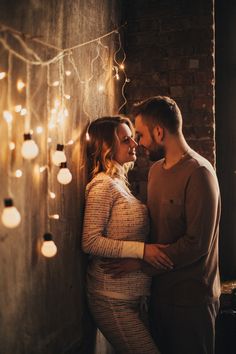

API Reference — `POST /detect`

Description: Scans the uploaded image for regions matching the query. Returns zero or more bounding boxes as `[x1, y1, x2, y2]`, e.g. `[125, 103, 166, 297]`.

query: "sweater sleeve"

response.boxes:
[163, 166, 220, 267]
[82, 177, 144, 259]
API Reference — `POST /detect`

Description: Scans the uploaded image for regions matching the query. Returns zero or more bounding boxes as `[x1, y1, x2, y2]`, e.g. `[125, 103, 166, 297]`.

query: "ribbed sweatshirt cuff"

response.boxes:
[121, 241, 145, 259]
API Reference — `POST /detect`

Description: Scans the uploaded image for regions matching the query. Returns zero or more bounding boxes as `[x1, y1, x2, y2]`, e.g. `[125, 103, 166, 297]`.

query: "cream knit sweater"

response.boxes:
[82, 172, 151, 299]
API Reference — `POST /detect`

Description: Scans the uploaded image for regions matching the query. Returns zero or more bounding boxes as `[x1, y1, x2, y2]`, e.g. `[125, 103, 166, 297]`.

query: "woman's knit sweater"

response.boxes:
[82, 172, 151, 299]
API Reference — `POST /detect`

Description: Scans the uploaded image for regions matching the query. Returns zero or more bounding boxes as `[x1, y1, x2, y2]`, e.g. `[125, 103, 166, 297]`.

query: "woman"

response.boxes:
[82, 116, 171, 354]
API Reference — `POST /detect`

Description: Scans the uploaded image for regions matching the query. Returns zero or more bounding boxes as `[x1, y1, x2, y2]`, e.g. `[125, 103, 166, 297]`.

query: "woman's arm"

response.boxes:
[82, 177, 144, 259]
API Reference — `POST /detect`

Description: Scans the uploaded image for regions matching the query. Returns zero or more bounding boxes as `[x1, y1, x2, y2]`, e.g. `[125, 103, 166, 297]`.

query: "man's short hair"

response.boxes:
[132, 96, 182, 134]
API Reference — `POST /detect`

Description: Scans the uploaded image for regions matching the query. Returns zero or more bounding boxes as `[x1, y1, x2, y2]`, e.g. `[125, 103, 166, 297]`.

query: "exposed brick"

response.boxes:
[124, 0, 215, 168]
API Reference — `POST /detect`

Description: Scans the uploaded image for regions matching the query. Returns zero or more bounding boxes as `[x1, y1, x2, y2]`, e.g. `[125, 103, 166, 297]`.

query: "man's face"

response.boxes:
[135, 114, 165, 161]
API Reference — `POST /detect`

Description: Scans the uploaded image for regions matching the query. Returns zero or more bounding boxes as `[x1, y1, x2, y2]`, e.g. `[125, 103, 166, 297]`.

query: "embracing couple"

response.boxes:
[82, 96, 221, 354]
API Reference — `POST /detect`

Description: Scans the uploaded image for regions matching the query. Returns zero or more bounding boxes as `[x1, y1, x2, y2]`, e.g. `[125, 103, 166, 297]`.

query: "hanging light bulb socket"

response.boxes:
[21, 133, 39, 159]
[41, 233, 57, 258]
[52, 144, 66, 166]
[1, 198, 21, 228]
[57, 162, 72, 185]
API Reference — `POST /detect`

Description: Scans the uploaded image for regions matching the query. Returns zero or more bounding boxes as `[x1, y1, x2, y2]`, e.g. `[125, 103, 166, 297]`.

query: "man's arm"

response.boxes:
[163, 166, 220, 268]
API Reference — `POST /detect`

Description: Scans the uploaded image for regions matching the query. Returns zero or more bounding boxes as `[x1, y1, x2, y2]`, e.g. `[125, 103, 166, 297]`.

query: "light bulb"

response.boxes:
[119, 63, 125, 70]
[97, 84, 105, 93]
[52, 81, 59, 87]
[41, 233, 57, 258]
[52, 144, 66, 166]
[20, 108, 27, 116]
[17, 79, 25, 91]
[1, 198, 21, 228]
[49, 191, 56, 199]
[0, 72, 6, 79]
[66, 139, 74, 145]
[15, 105, 22, 112]
[65, 70, 71, 76]
[15, 169, 23, 178]
[57, 162, 72, 185]
[21, 133, 39, 159]
[36, 126, 43, 134]
[3, 111, 13, 123]
[49, 214, 59, 219]
[9, 142, 15, 150]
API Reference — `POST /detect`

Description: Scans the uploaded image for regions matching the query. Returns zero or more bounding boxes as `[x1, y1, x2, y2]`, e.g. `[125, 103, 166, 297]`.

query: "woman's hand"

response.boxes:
[143, 244, 174, 270]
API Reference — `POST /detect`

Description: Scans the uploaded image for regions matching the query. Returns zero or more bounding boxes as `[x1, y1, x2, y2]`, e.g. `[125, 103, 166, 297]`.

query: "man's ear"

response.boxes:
[153, 125, 164, 142]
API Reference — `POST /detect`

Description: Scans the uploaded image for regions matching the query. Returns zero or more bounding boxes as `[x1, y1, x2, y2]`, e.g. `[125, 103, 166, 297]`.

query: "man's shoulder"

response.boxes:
[186, 150, 215, 175]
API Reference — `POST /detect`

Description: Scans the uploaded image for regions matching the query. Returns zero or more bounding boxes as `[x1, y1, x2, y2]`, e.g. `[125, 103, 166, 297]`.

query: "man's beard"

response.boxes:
[147, 133, 165, 161]
[147, 144, 165, 161]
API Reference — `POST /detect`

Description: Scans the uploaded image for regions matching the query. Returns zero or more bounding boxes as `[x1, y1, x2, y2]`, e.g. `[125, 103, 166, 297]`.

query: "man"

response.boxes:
[133, 96, 221, 354]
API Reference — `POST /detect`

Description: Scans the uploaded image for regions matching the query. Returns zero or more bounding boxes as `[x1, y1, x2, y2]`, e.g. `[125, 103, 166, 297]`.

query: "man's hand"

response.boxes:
[101, 259, 142, 278]
[143, 244, 174, 269]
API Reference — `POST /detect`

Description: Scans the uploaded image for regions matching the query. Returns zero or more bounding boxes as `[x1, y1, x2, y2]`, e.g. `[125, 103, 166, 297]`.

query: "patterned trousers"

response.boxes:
[87, 292, 161, 354]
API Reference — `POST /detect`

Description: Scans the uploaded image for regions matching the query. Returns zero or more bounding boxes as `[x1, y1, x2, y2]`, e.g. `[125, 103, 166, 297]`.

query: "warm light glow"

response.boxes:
[52, 145, 66, 166]
[9, 142, 15, 150]
[1, 199, 21, 228]
[15, 105, 22, 112]
[49, 191, 56, 199]
[64, 94, 71, 100]
[98, 84, 105, 93]
[36, 126, 43, 134]
[3, 111, 13, 123]
[115, 73, 120, 80]
[66, 139, 74, 145]
[21, 135, 39, 159]
[49, 214, 59, 220]
[20, 108, 27, 116]
[119, 63, 125, 70]
[15, 169, 23, 178]
[52, 81, 59, 87]
[0, 72, 6, 79]
[17, 79, 25, 91]
[41, 234, 57, 258]
[57, 165, 72, 185]
[48, 137, 52, 143]
[39, 166, 47, 173]
[65, 70, 71, 76]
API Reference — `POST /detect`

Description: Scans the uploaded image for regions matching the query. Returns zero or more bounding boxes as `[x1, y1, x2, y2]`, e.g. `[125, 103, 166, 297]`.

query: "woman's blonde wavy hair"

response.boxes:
[86, 116, 135, 184]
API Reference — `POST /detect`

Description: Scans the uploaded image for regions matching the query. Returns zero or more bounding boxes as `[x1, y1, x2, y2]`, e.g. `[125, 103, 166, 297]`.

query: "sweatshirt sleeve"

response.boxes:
[82, 177, 144, 259]
[163, 166, 220, 268]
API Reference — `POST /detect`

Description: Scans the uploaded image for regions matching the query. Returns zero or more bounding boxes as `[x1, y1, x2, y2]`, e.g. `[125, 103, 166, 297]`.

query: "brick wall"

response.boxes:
[123, 0, 215, 200]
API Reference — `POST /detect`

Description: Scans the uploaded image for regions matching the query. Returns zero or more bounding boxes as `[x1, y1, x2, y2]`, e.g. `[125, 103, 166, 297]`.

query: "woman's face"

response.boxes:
[113, 123, 138, 165]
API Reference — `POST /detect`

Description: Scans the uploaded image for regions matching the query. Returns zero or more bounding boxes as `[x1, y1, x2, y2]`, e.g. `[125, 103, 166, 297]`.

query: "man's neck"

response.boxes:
[163, 136, 189, 169]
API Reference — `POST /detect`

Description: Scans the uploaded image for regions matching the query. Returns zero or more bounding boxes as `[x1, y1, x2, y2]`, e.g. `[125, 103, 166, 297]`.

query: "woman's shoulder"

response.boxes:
[86, 172, 117, 193]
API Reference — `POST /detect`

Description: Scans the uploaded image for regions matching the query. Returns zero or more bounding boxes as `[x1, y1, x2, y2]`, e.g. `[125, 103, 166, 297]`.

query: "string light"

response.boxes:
[16, 79, 25, 91]
[21, 133, 39, 159]
[15, 169, 23, 178]
[1, 198, 21, 228]
[36, 126, 43, 134]
[9, 142, 15, 150]
[0, 72, 6, 79]
[3, 110, 13, 123]
[41, 233, 57, 258]
[0, 22, 128, 240]
[57, 162, 72, 185]
[14, 105, 22, 112]
[49, 191, 56, 199]
[51, 144, 66, 166]
[49, 214, 59, 220]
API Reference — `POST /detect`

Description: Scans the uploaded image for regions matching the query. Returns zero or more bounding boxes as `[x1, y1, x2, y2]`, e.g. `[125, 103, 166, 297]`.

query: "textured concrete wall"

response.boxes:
[0, 1, 122, 353]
